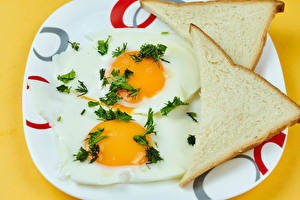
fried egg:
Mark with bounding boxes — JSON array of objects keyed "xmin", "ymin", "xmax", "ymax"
[
  {"xmin": 29, "ymin": 81, "xmax": 197, "ymax": 185},
  {"xmin": 28, "ymin": 29, "xmax": 202, "ymax": 185},
  {"xmin": 53, "ymin": 29, "xmax": 200, "ymax": 114}
]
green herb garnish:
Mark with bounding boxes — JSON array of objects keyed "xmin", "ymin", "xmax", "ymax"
[
  {"xmin": 99, "ymin": 91, "xmax": 121, "ymax": 106},
  {"xmin": 100, "ymin": 69, "xmax": 140, "ymax": 106},
  {"xmin": 88, "ymin": 128, "xmax": 107, "ymax": 146},
  {"xmin": 160, "ymin": 96, "xmax": 189, "ymax": 116},
  {"xmin": 102, "ymin": 77, "xmax": 109, "ymax": 87},
  {"xmin": 112, "ymin": 43, "xmax": 127, "ymax": 57},
  {"xmin": 186, "ymin": 112, "xmax": 198, "ymax": 122},
  {"xmin": 99, "ymin": 69, "xmax": 105, "ymax": 81},
  {"xmin": 57, "ymin": 116, "xmax": 61, "ymax": 122},
  {"xmin": 68, "ymin": 41, "xmax": 80, "ymax": 51},
  {"xmin": 144, "ymin": 108, "xmax": 155, "ymax": 134},
  {"xmin": 74, "ymin": 128, "xmax": 108, "ymax": 163},
  {"xmin": 88, "ymin": 101, "xmax": 100, "ymax": 107},
  {"xmin": 111, "ymin": 69, "xmax": 120, "ymax": 77},
  {"xmin": 161, "ymin": 32, "xmax": 169, "ymax": 35},
  {"xmin": 187, "ymin": 135, "xmax": 196, "ymax": 146},
  {"xmin": 129, "ymin": 88, "xmax": 141, "ymax": 97},
  {"xmin": 57, "ymin": 70, "xmax": 76, "ymax": 84},
  {"xmin": 160, "ymin": 58, "xmax": 170, "ymax": 63},
  {"xmin": 56, "ymin": 85, "xmax": 71, "ymax": 94},
  {"xmin": 133, "ymin": 108, "xmax": 162, "ymax": 164},
  {"xmin": 130, "ymin": 43, "xmax": 169, "ymax": 64},
  {"xmin": 75, "ymin": 80, "xmax": 88, "ymax": 96},
  {"xmin": 73, "ymin": 147, "xmax": 89, "ymax": 162},
  {"xmin": 80, "ymin": 109, "xmax": 86, "ymax": 115},
  {"xmin": 88, "ymin": 144, "xmax": 100, "ymax": 163},
  {"xmin": 134, "ymin": 108, "xmax": 155, "ymax": 145},
  {"xmin": 130, "ymin": 54, "xmax": 143, "ymax": 62},
  {"xmin": 94, "ymin": 105, "xmax": 132, "ymax": 122},
  {"xmin": 146, "ymin": 147, "xmax": 163, "ymax": 164},
  {"xmin": 124, "ymin": 69, "xmax": 133, "ymax": 79},
  {"xmin": 133, "ymin": 135, "xmax": 149, "ymax": 146},
  {"xmin": 97, "ymin": 35, "xmax": 111, "ymax": 56}
]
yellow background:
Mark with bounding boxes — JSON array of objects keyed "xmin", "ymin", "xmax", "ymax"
[{"xmin": 0, "ymin": 0, "xmax": 299, "ymax": 199}]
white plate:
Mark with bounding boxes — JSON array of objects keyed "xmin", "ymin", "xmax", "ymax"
[{"xmin": 22, "ymin": 0, "xmax": 288, "ymax": 199}]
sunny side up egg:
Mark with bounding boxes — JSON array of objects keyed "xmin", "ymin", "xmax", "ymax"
[
  {"xmin": 53, "ymin": 29, "xmax": 200, "ymax": 114},
  {"xmin": 28, "ymin": 29, "xmax": 201, "ymax": 185},
  {"xmin": 29, "ymin": 80, "xmax": 198, "ymax": 184}
]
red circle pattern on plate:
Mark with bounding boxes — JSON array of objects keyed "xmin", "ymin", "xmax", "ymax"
[
  {"xmin": 27, "ymin": 76, "xmax": 50, "ymax": 90},
  {"xmin": 26, "ymin": 120, "xmax": 51, "ymax": 129},
  {"xmin": 26, "ymin": 75, "xmax": 51, "ymax": 129},
  {"xmin": 110, "ymin": 0, "xmax": 156, "ymax": 28},
  {"xmin": 254, "ymin": 132, "xmax": 286, "ymax": 175},
  {"xmin": 28, "ymin": 76, "xmax": 50, "ymax": 83}
]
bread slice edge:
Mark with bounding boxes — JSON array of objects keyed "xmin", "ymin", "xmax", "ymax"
[
  {"xmin": 140, "ymin": 0, "xmax": 285, "ymax": 70},
  {"xmin": 179, "ymin": 24, "xmax": 300, "ymax": 187}
]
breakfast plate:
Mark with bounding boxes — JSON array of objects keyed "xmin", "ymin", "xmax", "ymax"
[{"xmin": 22, "ymin": 0, "xmax": 288, "ymax": 199}]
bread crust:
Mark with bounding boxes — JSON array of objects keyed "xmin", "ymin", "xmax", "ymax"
[
  {"xmin": 178, "ymin": 24, "xmax": 300, "ymax": 187},
  {"xmin": 140, "ymin": 0, "xmax": 285, "ymax": 70}
]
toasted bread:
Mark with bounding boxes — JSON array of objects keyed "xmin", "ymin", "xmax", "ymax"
[{"xmin": 179, "ymin": 24, "xmax": 300, "ymax": 186}]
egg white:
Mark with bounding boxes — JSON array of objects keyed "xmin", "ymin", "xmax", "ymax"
[
  {"xmin": 29, "ymin": 80, "xmax": 199, "ymax": 185},
  {"xmin": 52, "ymin": 29, "xmax": 200, "ymax": 114},
  {"xmin": 28, "ymin": 28, "xmax": 202, "ymax": 185}
]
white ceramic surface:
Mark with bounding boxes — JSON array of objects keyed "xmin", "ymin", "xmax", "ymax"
[{"xmin": 22, "ymin": 0, "xmax": 287, "ymax": 199}]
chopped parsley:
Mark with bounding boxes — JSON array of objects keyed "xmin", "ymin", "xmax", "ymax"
[
  {"xmin": 133, "ymin": 135, "xmax": 149, "ymax": 146},
  {"xmin": 112, "ymin": 43, "xmax": 127, "ymax": 57},
  {"xmin": 97, "ymin": 35, "xmax": 111, "ymax": 56},
  {"xmin": 73, "ymin": 147, "xmax": 88, "ymax": 162},
  {"xmin": 56, "ymin": 85, "xmax": 71, "ymax": 94},
  {"xmin": 68, "ymin": 41, "xmax": 80, "ymax": 51},
  {"xmin": 124, "ymin": 68, "xmax": 133, "ymax": 79},
  {"xmin": 160, "ymin": 96, "xmax": 189, "ymax": 116},
  {"xmin": 130, "ymin": 43, "xmax": 169, "ymax": 64},
  {"xmin": 102, "ymin": 77, "xmax": 109, "ymax": 87},
  {"xmin": 88, "ymin": 128, "xmax": 107, "ymax": 147},
  {"xmin": 144, "ymin": 108, "xmax": 156, "ymax": 135},
  {"xmin": 100, "ymin": 68, "xmax": 140, "ymax": 106},
  {"xmin": 129, "ymin": 88, "xmax": 141, "ymax": 97},
  {"xmin": 187, "ymin": 135, "xmax": 196, "ymax": 146},
  {"xmin": 161, "ymin": 32, "xmax": 169, "ymax": 35},
  {"xmin": 80, "ymin": 109, "xmax": 86, "ymax": 115},
  {"xmin": 75, "ymin": 80, "xmax": 88, "ymax": 96},
  {"xmin": 133, "ymin": 108, "xmax": 163, "ymax": 164},
  {"xmin": 57, "ymin": 116, "xmax": 61, "ymax": 122},
  {"xmin": 74, "ymin": 128, "xmax": 108, "ymax": 163},
  {"xmin": 130, "ymin": 54, "xmax": 142, "ymax": 62},
  {"xmin": 160, "ymin": 58, "xmax": 170, "ymax": 63},
  {"xmin": 88, "ymin": 144, "xmax": 100, "ymax": 163},
  {"xmin": 94, "ymin": 105, "xmax": 132, "ymax": 122},
  {"xmin": 88, "ymin": 101, "xmax": 100, "ymax": 107},
  {"xmin": 186, "ymin": 112, "xmax": 198, "ymax": 122},
  {"xmin": 133, "ymin": 108, "xmax": 155, "ymax": 145},
  {"xmin": 146, "ymin": 147, "xmax": 163, "ymax": 164},
  {"xmin": 111, "ymin": 69, "xmax": 120, "ymax": 77},
  {"xmin": 99, "ymin": 91, "xmax": 121, "ymax": 106},
  {"xmin": 57, "ymin": 70, "xmax": 76, "ymax": 84},
  {"xmin": 99, "ymin": 69, "xmax": 105, "ymax": 81}
]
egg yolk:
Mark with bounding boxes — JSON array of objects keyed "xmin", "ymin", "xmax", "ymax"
[
  {"xmin": 86, "ymin": 120, "xmax": 152, "ymax": 166},
  {"xmin": 109, "ymin": 51, "xmax": 166, "ymax": 104}
]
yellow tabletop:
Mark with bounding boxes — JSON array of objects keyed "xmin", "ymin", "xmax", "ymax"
[{"xmin": 0, "ymin": 0, "xmax": 299, "ymax": 199}]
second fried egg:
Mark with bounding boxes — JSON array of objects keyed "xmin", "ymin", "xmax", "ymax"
[{"xmin": 29, "ymin": 80, "xmax": 197, "ymax": 185}]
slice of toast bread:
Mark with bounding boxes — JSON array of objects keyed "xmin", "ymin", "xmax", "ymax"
[
  {"xmin": 140, "ymin": 0, "xmax": 284, "ymax": 70},
  {"xmin": 179, "ymin": 24, "xmax": 300, "ymax": 186}
]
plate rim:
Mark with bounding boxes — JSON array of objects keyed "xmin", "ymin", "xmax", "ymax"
[{"xmin": 22, "ymin": 0, "xmax": 288, "ymax": 199}]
